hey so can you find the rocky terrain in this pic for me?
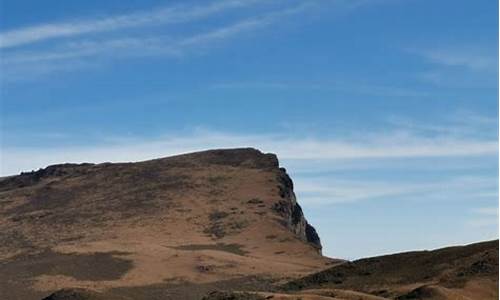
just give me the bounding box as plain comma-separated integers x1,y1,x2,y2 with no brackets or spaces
0,148,497,300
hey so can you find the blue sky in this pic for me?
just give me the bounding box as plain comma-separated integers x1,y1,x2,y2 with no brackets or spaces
0,0,498,259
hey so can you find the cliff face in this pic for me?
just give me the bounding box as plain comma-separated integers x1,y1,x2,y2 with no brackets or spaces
273,168,322,252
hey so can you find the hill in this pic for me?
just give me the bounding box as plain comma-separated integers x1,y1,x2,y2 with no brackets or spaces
278,239,498,300
0,148,332,300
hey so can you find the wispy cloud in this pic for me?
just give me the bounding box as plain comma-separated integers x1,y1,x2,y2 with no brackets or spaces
418,47,498,72
0,0,398,81
294,176,498,205
0,0,269,49
177,2,313,47
3,37,176,64
1,127,497,176
467,207,499,228
386,110,498,139
409,44,498,88
210,80,430,98
0,1,318,79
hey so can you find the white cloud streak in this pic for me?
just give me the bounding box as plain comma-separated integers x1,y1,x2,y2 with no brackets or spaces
294,176,497,205
0,0,268,49
0,0,398,80
1,129,497,176
422,48,497,71
408,45,498,87
387,110,498,139
409,45,498,74
0,1,316,80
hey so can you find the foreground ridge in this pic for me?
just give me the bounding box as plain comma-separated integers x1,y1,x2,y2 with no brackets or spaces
40,240,499,300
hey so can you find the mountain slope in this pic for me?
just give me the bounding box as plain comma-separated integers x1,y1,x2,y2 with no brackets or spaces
282,239,498,300
0,148,332,300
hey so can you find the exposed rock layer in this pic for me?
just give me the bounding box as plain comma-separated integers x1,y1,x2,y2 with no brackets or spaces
274,168,322,251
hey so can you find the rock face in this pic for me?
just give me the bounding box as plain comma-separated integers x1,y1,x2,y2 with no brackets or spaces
0,148,331,300
273,168,322,251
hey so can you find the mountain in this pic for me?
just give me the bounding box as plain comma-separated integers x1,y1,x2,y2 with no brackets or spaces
1,148,497,300
0,148,333,300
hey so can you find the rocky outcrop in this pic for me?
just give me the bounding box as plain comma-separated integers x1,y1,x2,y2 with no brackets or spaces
174,148,279,169
0,163,94,191
273,167,322,252
41,288,127,300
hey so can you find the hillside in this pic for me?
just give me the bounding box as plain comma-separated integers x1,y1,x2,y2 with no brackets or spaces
0,148,333,300
37,239,499,300
198,240,498,300
279,239,498,300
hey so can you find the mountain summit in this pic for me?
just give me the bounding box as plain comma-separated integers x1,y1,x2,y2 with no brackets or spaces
0,148,331,300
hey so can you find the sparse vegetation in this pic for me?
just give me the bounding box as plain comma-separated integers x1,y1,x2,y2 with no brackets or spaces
202,291,266,300
204,222,226,239
209,211,229,221
174,243,249,256
247,198,263,204
207,175,229,184
229,220,248,231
